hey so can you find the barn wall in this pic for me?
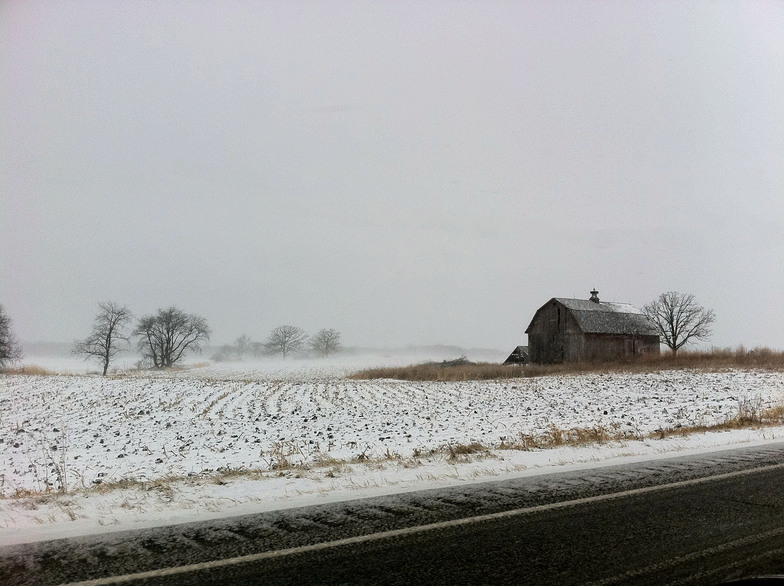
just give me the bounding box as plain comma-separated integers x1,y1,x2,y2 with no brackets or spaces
636,335,661,355
527,302,557,363
528,301,583,363
568,333,660,362
576,334,627,361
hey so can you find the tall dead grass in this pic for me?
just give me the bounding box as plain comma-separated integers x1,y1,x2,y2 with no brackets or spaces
348,346,784,381
0,365,54,376
637,346,784,371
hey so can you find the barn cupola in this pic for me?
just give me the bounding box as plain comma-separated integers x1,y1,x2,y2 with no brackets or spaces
589,289,600,303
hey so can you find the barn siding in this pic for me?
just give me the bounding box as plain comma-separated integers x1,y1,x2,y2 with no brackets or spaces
573,333,659,362
527,301,582,363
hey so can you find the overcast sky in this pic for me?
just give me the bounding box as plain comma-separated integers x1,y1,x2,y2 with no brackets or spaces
1,1,782,353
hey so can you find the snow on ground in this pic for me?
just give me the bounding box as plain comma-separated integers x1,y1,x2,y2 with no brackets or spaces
2,357,784,546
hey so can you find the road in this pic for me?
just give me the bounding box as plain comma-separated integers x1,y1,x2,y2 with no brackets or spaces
3,443,784,585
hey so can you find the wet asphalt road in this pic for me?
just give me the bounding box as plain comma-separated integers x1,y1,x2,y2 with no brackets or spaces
3,442,784,585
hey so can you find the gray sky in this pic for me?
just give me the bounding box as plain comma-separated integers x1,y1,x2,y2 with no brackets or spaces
2,1,783,352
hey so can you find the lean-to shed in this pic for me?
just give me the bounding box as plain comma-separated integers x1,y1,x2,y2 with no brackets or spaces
503,346,529,365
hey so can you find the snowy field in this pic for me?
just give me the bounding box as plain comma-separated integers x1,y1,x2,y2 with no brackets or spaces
2,355,784,545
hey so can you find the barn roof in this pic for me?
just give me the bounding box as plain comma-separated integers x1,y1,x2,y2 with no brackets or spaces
526,297,659,336
555,298,659,335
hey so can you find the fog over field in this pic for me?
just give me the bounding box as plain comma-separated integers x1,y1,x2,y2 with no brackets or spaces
1,2,783,352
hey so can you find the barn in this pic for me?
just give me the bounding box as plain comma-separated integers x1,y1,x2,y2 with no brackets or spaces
525,290,660,363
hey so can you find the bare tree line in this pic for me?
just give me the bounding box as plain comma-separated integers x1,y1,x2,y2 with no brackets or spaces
213,326,342,362
69,304,211,372
67,301,345,372
1,289,715,375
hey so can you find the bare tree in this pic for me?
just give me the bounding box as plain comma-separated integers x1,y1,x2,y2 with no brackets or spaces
234,334,252,361
134,307,211,368
0,303,23,369
73,301,133,375
250,341,265,358
264,325,307,359
210,344,235,362
643,291,715,356
310,328,342,357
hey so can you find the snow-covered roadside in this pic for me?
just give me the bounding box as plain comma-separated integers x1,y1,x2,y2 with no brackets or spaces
2,363,784,546
3,427,784,547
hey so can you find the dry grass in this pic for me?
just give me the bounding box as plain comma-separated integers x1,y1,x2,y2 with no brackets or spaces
349,362,526,382
348,347,784,381
637,346,784,371
1,365,55,376
446,442,487,462
503,425,622,450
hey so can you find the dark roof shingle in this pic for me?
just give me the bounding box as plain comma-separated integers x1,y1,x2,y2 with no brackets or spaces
554,298,659,336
